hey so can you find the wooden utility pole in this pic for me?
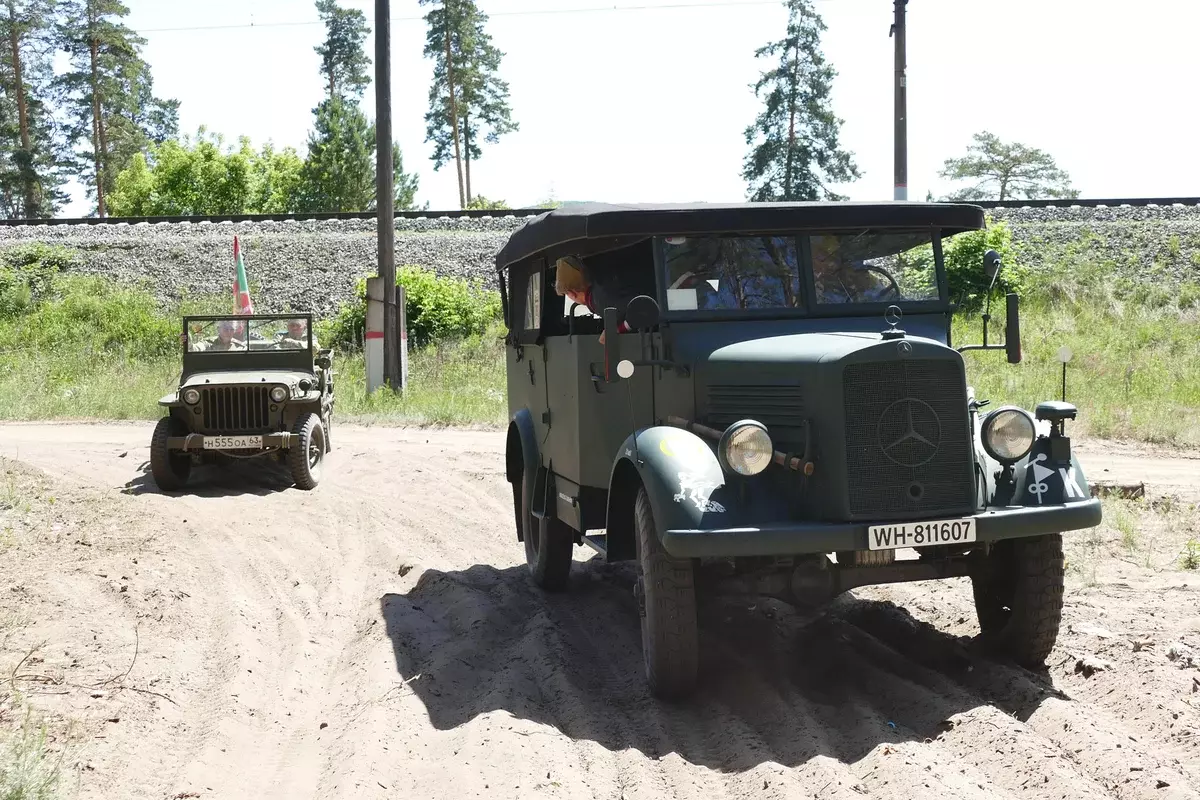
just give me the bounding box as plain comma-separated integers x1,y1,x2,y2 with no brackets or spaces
891,0,908,201
375,0,400,388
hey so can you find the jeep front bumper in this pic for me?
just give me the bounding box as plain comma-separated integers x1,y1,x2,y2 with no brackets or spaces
167,433,297,450
660,498,1103,559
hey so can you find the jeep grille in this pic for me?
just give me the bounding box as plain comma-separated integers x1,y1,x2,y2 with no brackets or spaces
199,385,272,433
707,384,807,446
842,359,974,520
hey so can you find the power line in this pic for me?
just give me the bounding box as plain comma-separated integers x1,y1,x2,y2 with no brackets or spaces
133,0,787,34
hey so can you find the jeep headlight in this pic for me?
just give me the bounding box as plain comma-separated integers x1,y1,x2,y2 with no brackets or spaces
717,420,773,476
981,406,1036,463
270,386,288,403
182,388,200,405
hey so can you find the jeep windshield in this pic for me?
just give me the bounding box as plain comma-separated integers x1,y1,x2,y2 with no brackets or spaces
186,317,313,353
659,230,939,313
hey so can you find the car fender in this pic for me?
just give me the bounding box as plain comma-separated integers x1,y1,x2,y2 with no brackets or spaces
506,407,541,542
158,391,180,407
1009,437,1093,508
605,425,735,558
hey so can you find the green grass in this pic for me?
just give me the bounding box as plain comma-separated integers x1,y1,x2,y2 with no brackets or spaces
0,259,1197,441
0,707,67,800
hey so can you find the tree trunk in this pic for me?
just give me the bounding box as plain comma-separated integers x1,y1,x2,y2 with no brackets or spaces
463,111,472,204
6,5,34,215
442,4,465,209
784,39,799,200
87,7,107,218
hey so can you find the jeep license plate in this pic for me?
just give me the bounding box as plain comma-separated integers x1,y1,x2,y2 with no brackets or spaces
868,518,976,551
202,435,263,450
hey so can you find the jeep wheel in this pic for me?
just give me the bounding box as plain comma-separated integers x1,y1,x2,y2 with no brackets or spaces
288,412,325,490
520,472,573,591
634,485,699,700
149,415,191,492
970,533,1065,667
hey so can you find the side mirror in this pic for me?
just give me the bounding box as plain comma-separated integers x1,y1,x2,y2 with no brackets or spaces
983,249,1002,281
1005,292,1021,364
625,295,661,332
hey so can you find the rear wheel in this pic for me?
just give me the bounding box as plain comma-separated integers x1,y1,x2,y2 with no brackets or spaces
634,485,699,700
520,472,573,591
149,415,191,492
970,534,1065,667
288,412,325,490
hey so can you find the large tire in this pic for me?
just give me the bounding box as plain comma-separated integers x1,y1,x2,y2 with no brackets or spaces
288,412,326,490
634,485,699,700
149,415,191,492
520,472,573,591
970,533,1065,667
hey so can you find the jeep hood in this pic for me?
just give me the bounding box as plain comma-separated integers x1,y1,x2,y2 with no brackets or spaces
179,369,315,390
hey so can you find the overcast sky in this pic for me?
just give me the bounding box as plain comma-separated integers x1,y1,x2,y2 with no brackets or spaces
58,0,1200,215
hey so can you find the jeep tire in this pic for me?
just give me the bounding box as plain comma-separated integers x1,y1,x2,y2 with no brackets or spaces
288,412,325,490
520,472,573,591
149,415,191,492
634,485,699,700
970,533,1065,667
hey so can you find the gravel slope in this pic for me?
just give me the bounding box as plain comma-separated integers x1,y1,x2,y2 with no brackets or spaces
1,423,1197,800
1,204,1199,315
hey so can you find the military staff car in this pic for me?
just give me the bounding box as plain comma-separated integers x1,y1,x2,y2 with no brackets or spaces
496,201,1102,699
150,313,334,492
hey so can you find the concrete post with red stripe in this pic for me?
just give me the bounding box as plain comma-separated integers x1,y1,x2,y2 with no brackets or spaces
397,283,408,389
365,276,385,392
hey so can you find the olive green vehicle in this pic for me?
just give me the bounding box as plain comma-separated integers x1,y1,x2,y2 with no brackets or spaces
496,201,1102,700
150,313,335,492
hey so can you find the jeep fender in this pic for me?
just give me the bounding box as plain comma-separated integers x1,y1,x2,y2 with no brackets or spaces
505,407,541,542
605,425,733,561
158,392,179,407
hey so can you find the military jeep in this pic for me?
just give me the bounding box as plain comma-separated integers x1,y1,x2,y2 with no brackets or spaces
496,201,1103,699
150,313,335,492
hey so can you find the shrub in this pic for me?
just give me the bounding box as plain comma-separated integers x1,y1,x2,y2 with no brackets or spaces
941,217,1027,312
0,244,78,319
321,266,503,351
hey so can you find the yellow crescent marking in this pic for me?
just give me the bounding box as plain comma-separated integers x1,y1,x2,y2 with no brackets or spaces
659,439,674,457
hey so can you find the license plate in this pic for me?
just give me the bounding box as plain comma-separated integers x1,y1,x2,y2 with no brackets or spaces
867,517,976,551
202,435,263,450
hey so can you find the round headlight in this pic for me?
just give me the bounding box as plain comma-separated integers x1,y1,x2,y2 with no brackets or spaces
182,388,200,405
981,406,1036,463
270,386,288,403
717,420,774,476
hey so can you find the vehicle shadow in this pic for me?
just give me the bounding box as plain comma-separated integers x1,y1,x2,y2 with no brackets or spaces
122,457,295,497
379,559,1068,772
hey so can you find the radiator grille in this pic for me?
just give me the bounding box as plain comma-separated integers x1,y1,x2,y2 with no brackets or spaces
199,385,272,433
707,384,806,445
842,359,973,519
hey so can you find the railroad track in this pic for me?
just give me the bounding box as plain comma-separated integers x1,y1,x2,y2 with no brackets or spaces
3,195,1200,227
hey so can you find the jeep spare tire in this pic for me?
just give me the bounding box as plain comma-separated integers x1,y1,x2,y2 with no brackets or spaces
149,415,191,492
288,412,325,490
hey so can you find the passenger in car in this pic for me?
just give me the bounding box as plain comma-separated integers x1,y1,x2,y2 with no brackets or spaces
553,253,639,344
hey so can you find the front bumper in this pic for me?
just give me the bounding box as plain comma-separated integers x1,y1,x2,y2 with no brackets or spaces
167,432,296,451
661,498,1102,559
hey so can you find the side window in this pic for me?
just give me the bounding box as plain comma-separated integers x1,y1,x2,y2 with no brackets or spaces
523,265,542,331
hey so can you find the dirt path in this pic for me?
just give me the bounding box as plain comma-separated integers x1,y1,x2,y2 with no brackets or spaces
1,423,1198,800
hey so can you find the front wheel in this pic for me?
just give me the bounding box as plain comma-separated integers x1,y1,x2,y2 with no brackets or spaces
634,485,699,700
288,412,326,490
149,415,191,492
520,472,573,591
970,534,1065,667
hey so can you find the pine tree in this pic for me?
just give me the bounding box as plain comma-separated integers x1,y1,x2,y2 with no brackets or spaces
742,0,859,202
297,0,420,212
0,0,70,217
421,0,517,208
55,0,178,216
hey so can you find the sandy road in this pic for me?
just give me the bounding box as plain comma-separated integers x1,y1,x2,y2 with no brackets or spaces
1,422,1198,800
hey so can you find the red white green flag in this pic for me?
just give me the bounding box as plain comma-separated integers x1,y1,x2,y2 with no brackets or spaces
232,236,254,314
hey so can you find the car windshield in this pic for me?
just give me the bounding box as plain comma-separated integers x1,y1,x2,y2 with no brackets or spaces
186,317,312,353
659,231,939,312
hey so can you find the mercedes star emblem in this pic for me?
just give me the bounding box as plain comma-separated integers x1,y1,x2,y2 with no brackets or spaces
884,304,903,327
877,397,942,467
